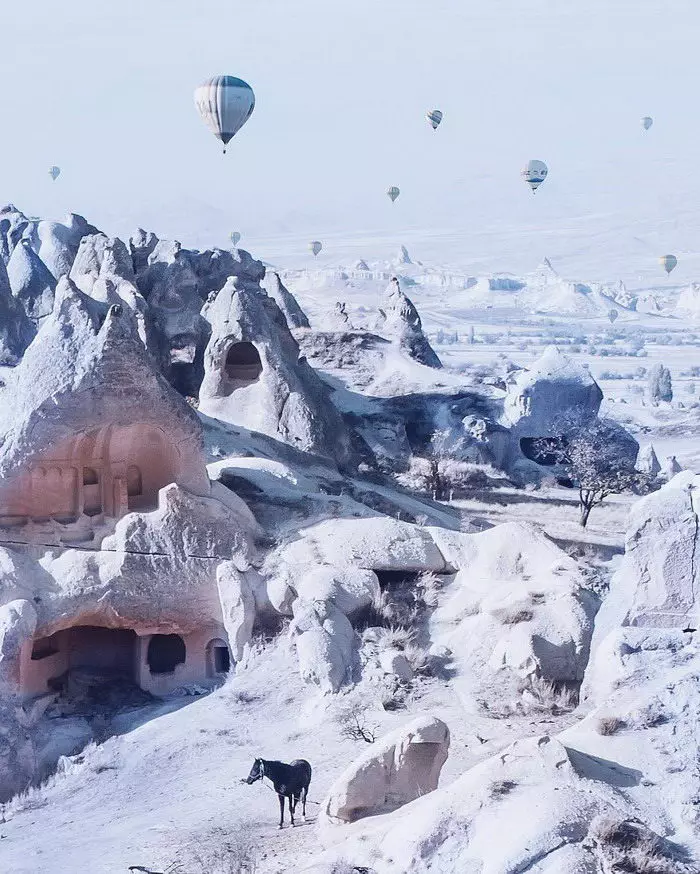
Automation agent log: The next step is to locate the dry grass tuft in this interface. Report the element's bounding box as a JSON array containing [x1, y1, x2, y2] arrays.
[[596, 716, 626, 736]]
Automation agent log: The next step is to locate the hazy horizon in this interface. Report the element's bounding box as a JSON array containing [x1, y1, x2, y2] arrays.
[[3, 0, 699, 279]]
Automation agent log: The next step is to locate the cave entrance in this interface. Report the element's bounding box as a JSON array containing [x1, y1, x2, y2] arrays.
[[26, 625, 139, 697], [519, 436, 566, 466], [224, 342, 262, 388], [147, 633, 186, 675], [206, 638, 232, 677]]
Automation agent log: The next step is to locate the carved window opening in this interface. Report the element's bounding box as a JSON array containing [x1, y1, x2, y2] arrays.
[[147, 634, 186, 675], [224, 342, 262, 387]]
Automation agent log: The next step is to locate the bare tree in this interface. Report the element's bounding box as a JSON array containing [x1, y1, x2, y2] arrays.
[[530, 415, 648, 527]]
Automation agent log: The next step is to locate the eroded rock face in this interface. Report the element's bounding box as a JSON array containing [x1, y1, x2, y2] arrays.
[[262, 271, 310, 329], [430, 522, 597, 698], [289, 598, 358, 693], [27, 214, 99, 281], [7, 239, 57, 322], [377, 278, 441, 368], [592, 472, 700, 637], [199, 277, 353, 464], [313, 735, 625, 872], [0, 280, 208, 496], [0, 256, 35, 364], [503, 345, 602, 437], [319, 714, 450, 829]]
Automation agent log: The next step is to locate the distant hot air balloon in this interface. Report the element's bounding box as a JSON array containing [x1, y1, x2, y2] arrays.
[[387, 186, 401, 203], [310, 240, 322, 257], [426, 109, 443, 130], [230, 231, 241, 247], [659, 254, 677, 274], [608, 309, 619, 325], [642, 116, 653, 131], [522, 160, 548, 193], [48, 166, 61, 181], [194, 76, 255, 153]]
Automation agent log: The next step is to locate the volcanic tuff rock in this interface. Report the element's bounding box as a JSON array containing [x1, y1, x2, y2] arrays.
[[377, 277, 442, 368], [199, 276, 353, 464]]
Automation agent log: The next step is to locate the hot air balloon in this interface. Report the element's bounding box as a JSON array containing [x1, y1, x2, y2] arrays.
[[659, 254, 677, 274], [230, 231, 241, 247], [194, 76, 255, 153], [522, 160, 548, 193], [310, 241, 322, 257], [48, 166, 61, 181], [387, 186, 400, 203], [608, 309, 619, 325], [642, 116, 653, 131], [427, 110, 443, 130]]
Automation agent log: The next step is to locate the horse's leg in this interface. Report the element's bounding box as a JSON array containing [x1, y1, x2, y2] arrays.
[[289, 794, 296, 827], [301, 786, 308, 821], [278, 792, 285, 829]]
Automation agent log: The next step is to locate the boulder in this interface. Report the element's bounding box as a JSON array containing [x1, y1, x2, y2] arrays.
[[289, 598, 358, 694], [377, 278, 441, 368], [319, 714, 449, 829], [291, 566, 380, 617], [216, 562, 256, 663]]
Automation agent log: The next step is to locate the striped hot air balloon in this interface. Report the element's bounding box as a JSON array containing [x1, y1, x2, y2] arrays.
[[230, 231, 241, 246], [659, 254, 677, 274], [194, 76, 255, 153], [387, 186, 400, 203], [427, 109, 443, 130], [522, 159, 548, 193], [48, 166, 61, 181], [310, 240, 322, 257]]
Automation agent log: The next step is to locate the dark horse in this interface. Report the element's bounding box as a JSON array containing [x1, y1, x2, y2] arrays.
[[245, 758, 312, 828]]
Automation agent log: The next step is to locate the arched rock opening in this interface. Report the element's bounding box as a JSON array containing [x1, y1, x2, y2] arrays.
[[0, 424, 186, 527], [23, 625, 138, 697], [147, 634, 186, 675], [206, 638, 232, 677], [223, 342, 262, 390], [519, 436, 566, 466]]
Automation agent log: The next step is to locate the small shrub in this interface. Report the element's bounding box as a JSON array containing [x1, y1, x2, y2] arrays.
[[497, 607, 534, 625], [597, 716, 626, 735], [402, 642, 431, 675], [489, 779, 517, 799], [336, 699, 378, 744]]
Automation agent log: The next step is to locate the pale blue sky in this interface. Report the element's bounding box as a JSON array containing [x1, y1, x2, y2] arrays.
[[2, 0, 699, 277]]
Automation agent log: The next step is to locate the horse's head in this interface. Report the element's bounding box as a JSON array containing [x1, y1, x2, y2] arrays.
[[246, 758, 264, 784]]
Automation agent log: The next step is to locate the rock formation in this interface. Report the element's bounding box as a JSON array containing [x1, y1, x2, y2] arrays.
[[377, 278, 441, 368], [319, 714, 449, 830], [636, 442, 661, 477], [7, 238, 57, 322], [0, 256, 35, 364], [262, 271, 310, 329], [199, 276, 353, 465]]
